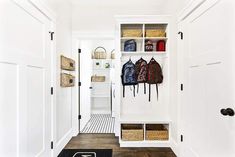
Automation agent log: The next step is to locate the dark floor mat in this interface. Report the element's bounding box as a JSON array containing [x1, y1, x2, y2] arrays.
[[58, 149, 112, 157]]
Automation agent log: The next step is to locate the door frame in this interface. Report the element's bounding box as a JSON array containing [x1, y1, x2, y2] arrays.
[[27, 0, 57, 156], [72, 31, 115, 135]]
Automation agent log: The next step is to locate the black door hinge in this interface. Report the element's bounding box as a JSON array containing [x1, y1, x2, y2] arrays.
[[181, 84, 184, 91], [51, 87, 54, 95], [78, 82, 81, 86], [78, 115, 82, 119], [49, 31, 54, 40], [178, 31, 183, 40], [78, 49, 81, 53], [51, 141, 54, 149], [181, 135, 184, 142]]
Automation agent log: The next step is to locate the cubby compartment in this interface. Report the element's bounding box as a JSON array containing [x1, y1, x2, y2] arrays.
[[121, 124, 144, 141], [121, 24, 143, 38], [145, 124, 169, 141], [145, 24, 167, 38], [121, 39, 143, 52]]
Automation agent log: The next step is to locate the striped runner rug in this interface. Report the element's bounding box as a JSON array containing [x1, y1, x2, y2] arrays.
[[81, 114, 115, 133]]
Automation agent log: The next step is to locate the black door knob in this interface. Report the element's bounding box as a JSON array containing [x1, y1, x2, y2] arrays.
[[220, 108, 235, 116]]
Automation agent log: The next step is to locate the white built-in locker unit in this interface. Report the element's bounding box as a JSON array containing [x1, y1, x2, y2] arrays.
[[115, 16, 172, 147]]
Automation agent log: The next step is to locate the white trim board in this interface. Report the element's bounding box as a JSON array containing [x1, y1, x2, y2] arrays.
[[72, 31, 115, 40]]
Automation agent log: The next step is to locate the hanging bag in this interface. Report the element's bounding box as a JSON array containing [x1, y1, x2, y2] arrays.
[[135, 58, 148, 94], [147, 58, 163, 101], [121, 59, 138, 97]]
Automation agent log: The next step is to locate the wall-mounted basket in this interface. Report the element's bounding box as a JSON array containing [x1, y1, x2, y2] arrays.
[[91, 75, 105, 82], [93, 47, 107, 59], [61, 55, 75, 71], [60, 73, 75, 87]]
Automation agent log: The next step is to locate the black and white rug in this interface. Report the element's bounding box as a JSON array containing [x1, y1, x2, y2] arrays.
[[81, 114, 115, 133], [58, 149, 112, 157]]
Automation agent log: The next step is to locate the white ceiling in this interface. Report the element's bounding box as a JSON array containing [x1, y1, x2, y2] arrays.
[[71, 0, 187, 32]]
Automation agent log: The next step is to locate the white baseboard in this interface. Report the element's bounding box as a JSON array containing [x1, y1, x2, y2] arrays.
[[54, 129, 73, 157], [170, 139, 179, 157]]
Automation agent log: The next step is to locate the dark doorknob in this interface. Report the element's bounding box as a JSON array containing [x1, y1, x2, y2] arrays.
[[220, 108, 235, 116]]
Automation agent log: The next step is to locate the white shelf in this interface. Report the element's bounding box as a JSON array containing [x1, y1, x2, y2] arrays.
[[121, 51, 167, 55], [92, 59, 112, 60], [145, 37, 168, 40], [91, 82, 111, 84], [120, 115, 171, 124], [93, 68, 111, 70], [121, 37, 143, 40], [91, 94, 110, 98], [119, 140, 170, 147]]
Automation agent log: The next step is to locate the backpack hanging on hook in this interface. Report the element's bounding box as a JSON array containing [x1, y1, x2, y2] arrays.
[[135, 58, 148, 94], [147, 58, 163, 101], [121, 59, 138, 97]]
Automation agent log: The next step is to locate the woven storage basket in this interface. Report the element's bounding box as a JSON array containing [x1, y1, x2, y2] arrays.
[[94, 47, 107, 59], [111, 49, 115, 59], [122, 29, 142, 37], [61, 55, 75, 71], [145, 29, 166, 37], [60, 73, 75, 87], [91, 75, 105, 82], [121, 124, 144, 141], [146, 124, 169, 141]]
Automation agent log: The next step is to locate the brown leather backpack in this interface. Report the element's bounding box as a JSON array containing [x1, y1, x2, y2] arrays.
[[147, 58, 163, 101]]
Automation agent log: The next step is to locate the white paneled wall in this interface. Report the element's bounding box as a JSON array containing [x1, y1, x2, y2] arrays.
[[42, 0, 74, 156]]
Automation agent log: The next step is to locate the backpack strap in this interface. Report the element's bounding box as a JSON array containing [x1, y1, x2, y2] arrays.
[[156, 84, 158, 100], [144, 83, 146, 94], [133, 85, 136, 97], [123, 86, 125, 97], [149, 84, 151, 102], [137, 84, 139, 94]]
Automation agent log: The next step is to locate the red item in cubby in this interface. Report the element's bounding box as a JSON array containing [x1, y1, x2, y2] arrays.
[[156, 40, 166, 51]]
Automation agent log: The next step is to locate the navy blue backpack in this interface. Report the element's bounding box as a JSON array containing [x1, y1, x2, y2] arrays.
[[124, 40, 136, 52], [121, 59, 138, 97]]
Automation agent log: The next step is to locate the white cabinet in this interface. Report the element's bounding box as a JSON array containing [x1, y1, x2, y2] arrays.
[[115, 16, 172, 147]]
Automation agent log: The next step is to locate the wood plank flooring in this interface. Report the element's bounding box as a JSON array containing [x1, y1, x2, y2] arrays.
[[65, 134, 177, 157]]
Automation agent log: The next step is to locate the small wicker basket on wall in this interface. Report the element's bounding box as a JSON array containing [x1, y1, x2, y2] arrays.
[[61, 55, 75, 71], [93, 47, 107, 59]]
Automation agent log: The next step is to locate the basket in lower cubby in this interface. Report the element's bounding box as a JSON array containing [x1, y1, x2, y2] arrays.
[[121, 124, 144, 141], [146, 124, 169, 141], [120, 123, 170, 147]]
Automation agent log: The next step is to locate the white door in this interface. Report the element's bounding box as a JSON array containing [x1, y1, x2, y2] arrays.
[[79, 40, 92, 131], [179, 0, 235, 157], [0, 1, 52, 156]]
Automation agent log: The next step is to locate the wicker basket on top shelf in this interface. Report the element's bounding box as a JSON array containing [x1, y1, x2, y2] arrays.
[[145, 29, 166, 37], [122, 29, 143, 37]]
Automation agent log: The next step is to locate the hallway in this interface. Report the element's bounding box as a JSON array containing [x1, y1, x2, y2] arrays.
[[65, 134, 176, 157]]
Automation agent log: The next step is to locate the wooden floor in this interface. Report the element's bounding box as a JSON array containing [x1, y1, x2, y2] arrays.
[[65, 134, 177, 157]]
